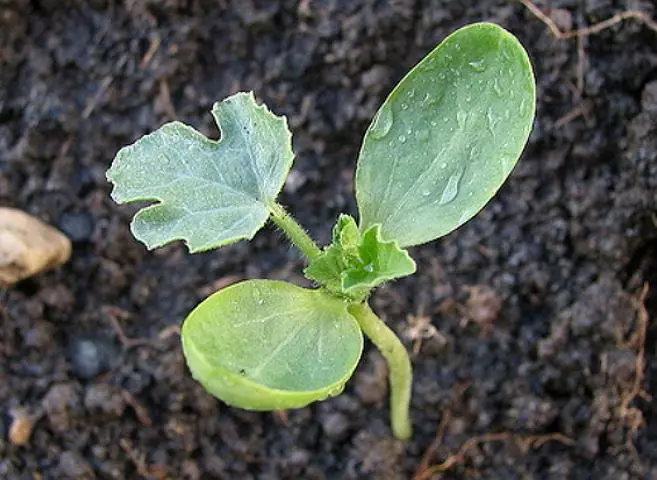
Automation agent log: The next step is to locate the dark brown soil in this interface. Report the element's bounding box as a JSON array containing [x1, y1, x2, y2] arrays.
[[2, 1, 657, 478]]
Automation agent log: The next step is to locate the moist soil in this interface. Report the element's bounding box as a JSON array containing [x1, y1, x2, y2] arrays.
[[2, 1, 657, 478]]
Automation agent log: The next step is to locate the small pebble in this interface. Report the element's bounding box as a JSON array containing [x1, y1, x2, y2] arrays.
[[42, 382, 80, 432], [68, 335, 120, 380], [0, 207, 71, 287], [8, 408, 33, 446], [57, 451, 95, 479], [641, 80, 657, 113], [84, 384, 125, 417], [321, 412, 350, 441], [58, 211, 94, 242]]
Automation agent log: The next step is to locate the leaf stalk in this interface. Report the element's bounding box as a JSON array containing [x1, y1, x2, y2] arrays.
[[348, 302, 412, 440], [269, 203, 322, 262]]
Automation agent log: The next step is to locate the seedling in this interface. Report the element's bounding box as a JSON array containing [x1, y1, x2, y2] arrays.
[[106, 23, 535, 440]]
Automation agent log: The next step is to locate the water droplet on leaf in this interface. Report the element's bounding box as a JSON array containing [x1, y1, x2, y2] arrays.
[[399, 135, 407, 143], [417, 129, 429, 141], [468, 59, 486, 72], [438, 168, 464, 205], [364, 264, 374, 273], [493, 78, 503, 97], [369, 104, 393, 139], [456, 111, 468, 128]]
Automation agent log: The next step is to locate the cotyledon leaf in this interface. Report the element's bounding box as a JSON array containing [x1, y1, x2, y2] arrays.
[[106, 92, 293, 252], [355, 23, 536, 247], [181, 280, 363, 410]]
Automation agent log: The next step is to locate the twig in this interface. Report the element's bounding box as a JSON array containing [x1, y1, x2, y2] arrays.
[[414, 430, 573, 479], [158, 79, 177, 120], [82, 76, 113, 119], [122, 390, 153, 427], [120, 438, 167, 479], [554, 101, 592, 128], [103, 306, 149, 348], [619, 283, 651, 457], [415, 411, 451, 477], [140, 33, 161, 69], [519, 0, 657, 39]]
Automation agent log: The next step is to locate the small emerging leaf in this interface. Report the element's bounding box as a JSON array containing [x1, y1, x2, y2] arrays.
[[304, 215, 416, 300], [181, 280, 363, 410], [356, 23, 536, 247], [106, 92, 294, 252], [342, 224, 416, 291]]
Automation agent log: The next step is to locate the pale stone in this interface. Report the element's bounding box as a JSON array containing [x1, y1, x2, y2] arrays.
[[0, 207, 71, 287]]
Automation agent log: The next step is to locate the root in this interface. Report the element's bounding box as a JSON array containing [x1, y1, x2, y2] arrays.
[[519, 0, 657, 39], [619, 284, 651, 458], [414, 428, 573, 480]]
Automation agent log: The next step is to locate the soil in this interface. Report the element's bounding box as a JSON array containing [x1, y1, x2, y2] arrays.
[[1, 0, 657, 478]]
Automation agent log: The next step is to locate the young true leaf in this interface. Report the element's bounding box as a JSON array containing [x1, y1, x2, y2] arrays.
[[342, 224, 416, 292], [355, 23, 536, 247], [304, 215, 416, 300], [181, 280, 363, 410], [106, 92, 294, 252]]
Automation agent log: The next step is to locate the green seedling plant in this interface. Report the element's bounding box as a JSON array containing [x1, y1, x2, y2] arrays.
[[106, 23, 535, 440]]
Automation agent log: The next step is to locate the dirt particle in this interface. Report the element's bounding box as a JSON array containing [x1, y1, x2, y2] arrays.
[[8, 408, 33, 446], [42, 382, 81, 433], [321, 412, 351, 442], [83, 384, 126, 417], [57, 451, 95, 479]]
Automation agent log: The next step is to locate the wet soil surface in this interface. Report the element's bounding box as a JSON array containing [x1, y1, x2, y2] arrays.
[[2, 0, 657, 478]]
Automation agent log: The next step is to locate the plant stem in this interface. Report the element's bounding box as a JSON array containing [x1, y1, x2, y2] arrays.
[[269, 203, 322, 262], [348, 302, 412, 440]]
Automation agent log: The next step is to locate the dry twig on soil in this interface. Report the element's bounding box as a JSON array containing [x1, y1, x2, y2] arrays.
[[619, 284, 651, 458], [519, 0, 657, 39], [414, 430, 573, 479], [519, 0, 657, 118]]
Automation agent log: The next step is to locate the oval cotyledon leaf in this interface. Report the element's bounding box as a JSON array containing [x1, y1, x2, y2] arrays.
[[355, 23, 536, 247], [181, 280, 364, 410], [106, 92, 294, 252]]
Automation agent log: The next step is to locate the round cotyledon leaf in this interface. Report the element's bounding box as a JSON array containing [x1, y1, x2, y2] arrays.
[[181, 280, 363, 410], [355, 23, 536, 247]]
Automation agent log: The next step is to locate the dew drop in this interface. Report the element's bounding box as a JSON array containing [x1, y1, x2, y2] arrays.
[[401, 103, 409, 110], [431, 120, 437, 126], [417, 129, 429, 141], [399, 135, 407, 143], [364, 264, 374, 273], [493, 78, 503, 97], [369, 104, 393, 139], [438, 168, 464, 205], [501, 155, 513, 172], [329, 384, 346, 397], [456, 111, 468, 128], [422, 189, 431, 197], [468, 59, 486, 72], [408, 89, 415, 98], [440, 161, 447, 169], [486, 108, 497, 136]]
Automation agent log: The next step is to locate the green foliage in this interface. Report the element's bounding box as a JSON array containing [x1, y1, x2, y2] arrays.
[[182, 280, 363, 410], [356, 23, 535, 247], [304, 215, 416, 301], [106, 92, 293, 252], [106, 22, 536, 440]]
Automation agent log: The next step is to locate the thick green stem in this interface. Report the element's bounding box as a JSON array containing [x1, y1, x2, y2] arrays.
[[348, 302, 412, 440], [269, 203, 322, 262]]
